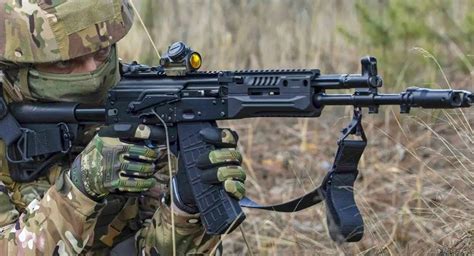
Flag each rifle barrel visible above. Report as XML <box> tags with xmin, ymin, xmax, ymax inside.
<box><xmin>314</xmin><ymin>88</ymin><xmax>472</xmax><ymax>110</ymax></box>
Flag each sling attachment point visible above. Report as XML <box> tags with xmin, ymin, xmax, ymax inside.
<box><xmin>5</xmin><ymin>122</ymin><xmax>74</xmax><ymax>182</ymax></box>
<box><xmin>1</xmin><ymin>82</ymin><xmax>74</xmax><ymax>182</ymax></box>
<box><xmin>5</xmin><ymin>122</ymin><xmax>73</xmax><ymax>164</ymax></box>
<box><xmin>1</xmin><ymin>83</ymin><xmax>73</xmax><ymax>164</ymax></box>
<box><xmin>240</xmin><ymin>108</ymin><xmax>366</xmax><ymax>243</ymax></box>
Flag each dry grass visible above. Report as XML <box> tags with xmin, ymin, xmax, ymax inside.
<box><xmin>119</xmin><ymin>1</ymin><xmax>473</xmax><ymax>255</ymax></box>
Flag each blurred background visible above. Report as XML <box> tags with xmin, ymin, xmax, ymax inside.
<box><xmin>119</xmin><ymin>0</ymin><xmax>473</xmax><ymax>254</ymax></box>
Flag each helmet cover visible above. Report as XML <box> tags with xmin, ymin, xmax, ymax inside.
<box><xmin>0</xmin><ymin>0</ymin><xmax>134</xmax><ymax>63</ymax></box>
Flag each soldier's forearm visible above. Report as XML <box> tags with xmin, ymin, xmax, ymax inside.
<box><xmin>0</xmin><ymin>172</ymin><xmax>105</xmax><ymax>255</ymax></box>
<box><xmin>137</xmin><ymin>202</ymin><xmax>221</xmax><ymax>255</ymax></box>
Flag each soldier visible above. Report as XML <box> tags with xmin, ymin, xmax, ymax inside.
<box><xmin>0</xmin><ymin>0</ymin><xmax>246</xmax><ymax>255</ymax></box>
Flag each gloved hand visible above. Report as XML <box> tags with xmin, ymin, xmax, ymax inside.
<box><xmin>70</xmin><ymin>134</ymin><xmax>158</xmax><ymax>200</ymax></box>
<box><xmin>174</xmin><ymin>127</ymin><xmax>246</xmax><ymax>213</ymax></box>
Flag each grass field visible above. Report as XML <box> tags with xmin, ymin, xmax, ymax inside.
<box><xmin>119</xmin><ymin>1</ymin><xmax>473</xmax><ymax>254</ymax></box>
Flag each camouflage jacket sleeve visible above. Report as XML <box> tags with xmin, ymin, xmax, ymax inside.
<box><xmin>136</xmin><ymin>153</ymin><xmax>221</xmax><ymax>255</ymax></box>
<box><xmin>137</xmin><ymin>201</ymin><xmax>221</xmax><ymax>256</ymax></box>
<box><xmin>0</xmin><ymin>171</ymin><xmax>105</xmax><ymax>255</ymax></box>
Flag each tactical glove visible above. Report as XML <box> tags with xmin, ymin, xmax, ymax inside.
<box><xmin>70</xmin><ymin>134</ymin><xmax>158</xmax><ymax>200</ymax></box>
<box><xmin>174</xmin><ymin>128</ymin><xmax>246</xmax><ymax>213</ymax></box>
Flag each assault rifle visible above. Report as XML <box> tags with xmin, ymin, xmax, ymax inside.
<box><xmin>1</xmin><ymin>42</ymin><xmax>472</xmax><ymax>242</ymax></box>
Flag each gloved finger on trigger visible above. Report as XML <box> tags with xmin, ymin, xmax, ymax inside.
<box><xmin>199</xmin><ymin>128</ymin><xmax>239</xmax><ymax>148</ymax></box>
<box><xmin>224</xmin><ymin>179</ymin><xmax>245</xmax><ymax>200</ymax></box>
<box><xmin>197</xmin><ymin>148</ymin><xmax>242</xmax><ymax>169</ymax></box>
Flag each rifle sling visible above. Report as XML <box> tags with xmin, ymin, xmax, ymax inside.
<box><xmin>240</xmin><ymin>110</ymin><xmax>366</xmax><ymax>242</ymax></box>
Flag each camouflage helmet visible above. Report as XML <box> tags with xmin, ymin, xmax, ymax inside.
<box><xmin>0</xmin><ymin>0</ymin><xmax>134</xmax><ymax>64</ymax></box>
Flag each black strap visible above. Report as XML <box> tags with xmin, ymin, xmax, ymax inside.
<box><xmin>6</xmin><ymin>123</ymin><xmax>72</xmax><ymax>164</ymax></box>
<box><xmin>239</xmin><ymin>188</ymin><xmax>324</xmax><ymax>212</ymax></box>
<box><xmin>240</xmin><ymin>109</ymin><xmax>366</xmax><ymax>242</ymax></box>
<box><xmin>24</xmin><ymin>123</ymin><xmax>71</xmax><ymax>158</ymax></box>
<box><xmin>0</xmin><ymin>82</ymin><xmax>22</xmax><ymax>145</ymax></box>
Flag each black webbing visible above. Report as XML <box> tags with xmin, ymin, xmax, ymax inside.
<box><xmin>239</xmin><ymin>187</ymin><xmax>325</xmax><ymax>212</ymax></box>
<box><xmin>0</xmin><ymin>82</ymin><xmax>22</xmax><ymax>145</ymax></box>
<box><xmin>240</xmin><ymin>109</ymin><xmax>366</xmax><ymax>242</ymax></box>
<box><xmin>24</xmin><ymin>124</ymin><xmax>71</xmax><ymax>158</ymax></box>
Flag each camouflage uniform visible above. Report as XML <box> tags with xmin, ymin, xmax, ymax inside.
<box><xmin>0</xmin><ymin>0</ymin><xmax>228</xmax><ymax>255</ymax></box>
<box><xmin>0</xmin><ymin>141</ymin><xmax>222</xmax><ymax>255</ymax></box>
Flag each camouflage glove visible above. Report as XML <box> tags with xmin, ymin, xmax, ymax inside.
<box><xmin>174</xmin><ymin>128</ymin><xmax>246</xmax><ymax>213</ymax></box>
<box><xmin>70</xmin><ymin>135</ymin><xmax>158</xmax><ymax>200</ymax></box>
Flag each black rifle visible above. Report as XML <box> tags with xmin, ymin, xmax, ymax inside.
<box><xmin>3</xmin><ymin>42</ymin><xmax>472</xmax><ymax>242</ymax></box>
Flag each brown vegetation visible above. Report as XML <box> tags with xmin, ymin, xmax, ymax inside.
<box><xmin>119</xmin><ymin>1</ymin><xmax>473</xmax><ymax>254</ymax></box>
